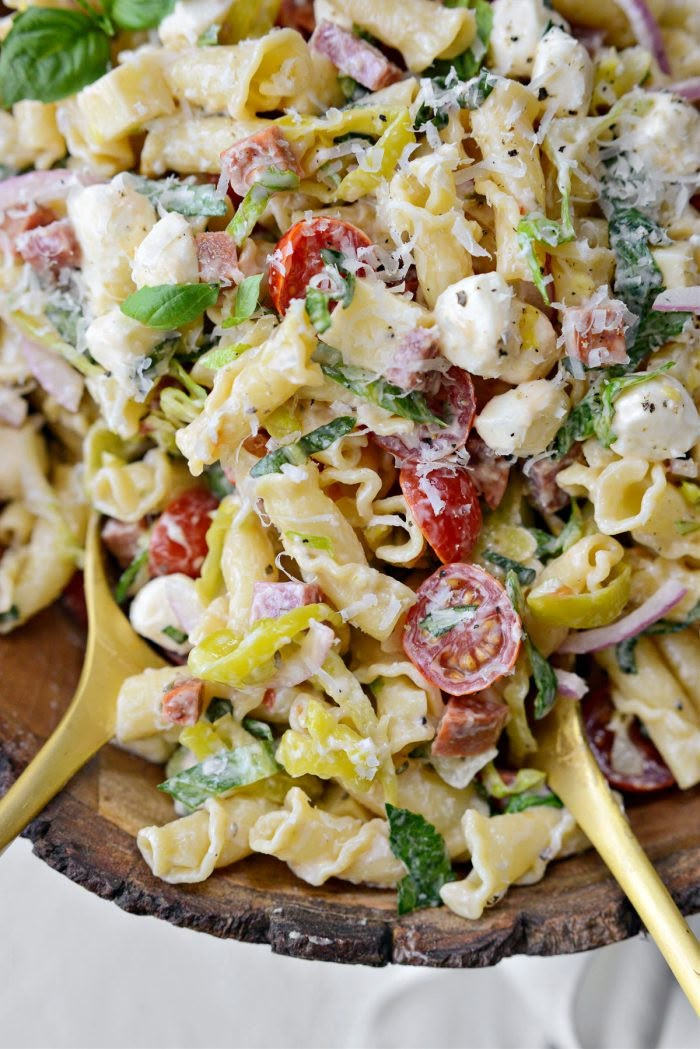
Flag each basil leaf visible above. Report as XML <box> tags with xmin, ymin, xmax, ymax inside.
<box><xmin>504</xmin><ymin>789</ymin><xmax>563</xmax><ymax>814</ymax></box>
<box><xmin>197</xmin><ymin>343</ymin><xmax>250</xmax><ymax>369</ymax></box>
<box><xmin>162</xmin><ymin>625</ymin><xmax>188</xmax><ymax>644</ymax></box>
<box><xmin>227</xmin><ymin>167</ymin><xmax>300</xmax><ymax>247</ymax></box>
<box><xmin>419</xmin><ymin>604</ymin><xmax>477</xmax><ymax>638</ymax></box>
<box><xmin>0</xmin><ymin>604</ymin><xmax>20</xmax><ymax>625</ymax></box>
<box><xmin>222</xmin><ymin>273</ymin><xmax>264</xmax><ymax>328</ymax></box>
<box><xmin>250</xmin><ymin>416</ymin><xmax>356</xmax><ymax>477</ymax></box>
<box><xmin>109</xmin><ymin>0</ymin><xmax>175</xmax><ymax>30</ymax></box>
<box><xmin>305</xmin><ymin>250</ymin><xmax>355</xmax><ymax>333</ymax></box>
<box><xmin>314</xmin><ymin>343</ymin><xmax>444</xmax><ymax>426</ymax></box>
<box><xmin>505</xmin><ymin>572</ymin><xmax>557</xmax><ymax>719</ymax></box>
<box><xmin>158</xmin><ymin>740</ymin><xmax>280</xmax><ymax>809</ymax></box>
<box><xmin>414</xmin><ymin>68</ymin><xmax>498</xmax><ymax>130</ymax></box>
<box><xmin>615</xmin><ymin>598</ymin><xmax>700</xmax><ymax>674</ymax></box>
<box><xmin>128</xmin><ymin>174</ymin><xmax>228</xmax><ymax>218</ymax></box>
<box><xmin>517</xmin><ymin>211</ymin><xmax>574</xmax><ymax>305</ymax></box>
<box><xmin>0</xmin><ymin>8</ymin><xmax>111</xmax><ymax>107</ymax></box>
<box><xmin>204</xmin><ymin>463</ymin><xmax>235</xmax><ymax>500</ymax></box>
<box><xmin>529</xmin><ymin>501</ymin><xmax>582</xmax><ymax>561</ymax></box>
<box><xmin>121</xmin><ymin>283</ymin><xmax>220</xmax><ymax>330</ymax></box>
<box><xmin>45</xmin><ymin>291</ymin><xmax>84</xmax><ymax>348</ymax></box>
<box><xmin>483</xmin><ymin>550</ymin><xmax>536</xmax><ymax>586</ymax></box>
<box><xmin>284</xmin><ymin>531</ymin><xmax>334</xmax><ymax>553</ymax></box>
<box><xmin>242</xmin><ymin>717</ymin><xmax>274</xmax><ymax>741</ymax></box>
<box><xmin>386</xmin><ymin>804</ymin><xmax>455</xmax><ymax>914</ymax></box>
<box><xmin>426</xmin><ymin>0</ymin><xmax>493</xmax><ymax>81</ymax></box>
<box><xmin>628</xmin><ymin>307</ymin><xmax>690</xmax><ymax>369</ymax></box>
<box><xmin>114</xmin><ymin>549</ymin><xmax>148</xmax><ymax>605</ymax></box>
<box><xmin>205</xmin><ymin>697</ymin><xmax>233</xmax><ymax>722</ymax></box>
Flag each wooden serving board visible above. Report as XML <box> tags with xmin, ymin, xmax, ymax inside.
<box><xmin>1</xmin><ymin>605</ymin><xmax>699</xmax><ymax>967</ymax></box>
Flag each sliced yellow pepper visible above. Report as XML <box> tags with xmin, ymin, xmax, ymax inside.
<box><xmin>527</xmin><ymin>563</ymin><xmax>631</xmax><ymax>629</ymax></box>
<box><xmin>276</xmin><ymin>700</ymin><xmax>378</xmax><ymax>790</ymax></box>
<box><xmin>188</xmin><ymin>603</ymin><xmax>336</xmax><ymax>687</ymax></box>
<box><xmin>179</xmin><ymin>722</ymin><xmax>225</xmax><ymax>761</ymax></box>
<box><xmin>481</xmin><ymin>763</ymin><xmax>545</xmax><ymax>799</ymax></box>
<box><xmin>337</xmin><ymin>109</ymin><xmax>415</xmax><ymax>203</ymax></box>
<box><xmin>220</xmin><ymin>0</ymin><xmax>280</xmax><ymax>42</ymax></box>
<box><xmin>196</xmin><ymin>495</ymin><xmax>238</xmax><ymax>604</ymax></box>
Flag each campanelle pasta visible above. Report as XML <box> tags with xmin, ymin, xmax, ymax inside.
<box><xmin>1</xmin><ymin>0</ymin><xmax>699</xmax><ymax>923</ymax></box>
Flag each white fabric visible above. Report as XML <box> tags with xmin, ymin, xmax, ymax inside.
<box><xmin>0</xmin><ymin>838</ymin><xmax>698</xmax><ymax>1048</ymax></box>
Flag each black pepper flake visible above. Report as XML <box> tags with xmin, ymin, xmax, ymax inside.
<box><xmin>508</xmin><ymin>148</ymin><xmax>518</xmax><ymax>156</ymax></box>
<box><xmin>379</xmin><ymin>114</ymin><xmax>387</xmax><ymax>122</ymax></box>
<box><xmin>510</xmin><ymin>35</ymin><xmax>519</xmax><ymax>42</ymax></box>
<box><xmin>456</xmin><ymin>290</ymin><xmax>467</xmax><ymax>307</ymax></box>
<box><xmin>538</xmin><ymin>87</ymin><xmax>549</xmax><ymax>100</ymax></box>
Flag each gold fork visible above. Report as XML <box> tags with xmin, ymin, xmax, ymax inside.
<box><xmin>534</xmin><ymin>700</ymin><xmax>700</xmax><ymax>1015</ymax></box>
<box><xmin>0</xmin><ymin>512</ymin><xmax>165</xmax><ymax>852</ymax></box>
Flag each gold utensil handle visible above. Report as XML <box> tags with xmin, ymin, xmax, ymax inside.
<box><xmin>545</xmin><ymin>707</ymin><xmax>700</xmax><ymax>1015</ymax></box>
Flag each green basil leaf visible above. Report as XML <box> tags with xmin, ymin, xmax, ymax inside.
<box><xmin>505</xmin><ymin>571</ymin><xmax>557</xmax><ymax>719</ymax></box>
<box><xmin>0</xmin><ymin>8</ymin><xmax>111</xmax><ymax>107</ymax></box>
<box><xmin>483</xmin><ymin>550</ymin><xmax>535</xmax><ymax>585</ymax></box>
<box><xmin>425</xmin><ymin>0</ymin><xmax>493</xmax><ymax>81</ymax></box>
<box><xmin>114</xmin><ymin>549</ymin><xmax>148</xmax><ymax>605</ymax></box>
<box><xmin>503</xmin><ymin>789</ymin><xmax>563</xmax><ymax>814</ymax></box>
<box><xmin>529</xmin><ymin>501</ymin><xmax>582</xmax><ymax>561</ymax></box>
<box><xmin>162</xmin><ymin>624</ymin><xmax>188</xmax><ymax>644</ymax></box>
<box><xmin>242</xmin><ymin>717</ymin><xmax>274</xmax><ymax>741</ymax></box>
<box><xmin>386</xmin><ymin>804</ymin><xmax>455</xmax><ymax>914</ymax></box>
<box><xmin>204</xmin><ymin>463</ymin><xmax>235</xmax><ymax>500</ymax></box>
<box><xmin>222</xmin><ymin>273</ymin><xmax>264</xmax><ymax>328</ymax></box>
<box><xmin>627</xmin><ymin>307</ymin><xmax>690</xmax><ymax>369</ymax></box>
<box><xmin>128</xmin><ymin>174</ymin><xmax>228</xmax><ymax>217</ymax></box>
<box><xmin>250</xmin><ymin>416</ymin><xmax>356</xmax><ymax>478</ymax></box>
<box><xmin>517</xmin><ymin>211</ymin><xmax>574</xmax><ymax>306</ymax></box>
<box><xmin>305</xmin><ymin>288</ymin><xmax>333</xmax><ymax>333</ymax></box>
<box><xmin>158</xmin><ymin>740</ymin><xmax>280</xmax><ymax>809</ymax></box>
<box><xmin>205</xmin><ymin>697</ymin><xmax>233</xmax><ymax>722</ymax></box>
<box><xmin>314</xmin><ymin>343</ymin><xmax>444</xmax><ymax>426</ymax></box>
<box><xmin>227</xmin><ymin>167</ymin><xmax>300</xmax><ymax>247</ymax></box>
<box><xmin>418</xmin><ymin>604</ymin><xmax>477</xmax><ymax>638</ymax></box>
<box><xmin>109</xmin><ymin>0</ymin><xmax>175</xmax><ymax>30</ymax></box>
<box><xmin>197</xmin><ymin>343</ymin><xmax>251</xmax><ymax>369</ymax></box>
<box><xmin>120</xmin><ymin>283</ymin><xmax>220</xmax><ymax>330</ymax></box>
<box><xmin>0</xmin><ymin>604</ymin><xmax>20</xmax><ymax>625</ymax></box>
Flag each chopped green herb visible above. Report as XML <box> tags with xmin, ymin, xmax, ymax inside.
<box><xmin>158</xmin><ymin>740</ymin><xmax>280</xmax><ymax>809</ymax></box>
<box><xmin>250</xmin><ymin>416</ymin><xmax>356</xmax><ymax>477</ymax></box>
<box><xmin>114</xmin><ymin>549</ymin><xmax>148</xmax><ymax>605</ymax></box>
<box><xmin>284</xmin><ymin>531</ymin><xmax>334</xmax><ymax>553</ymax></box>
<box><xmin>414</xmin><ymin>68</ymin><xmax>498</xmax><ymax>130</ymax></box>
<box><xmin>197</xmin><ymin>342</ymin><xmax>250</xmax><ymax>369</ymax></box>
<box><xmin>506</xmin><ymin>572</ymin><xmax>557</xmax><ymax>719</ymax></box>
<box><xmin>128</xmin><ymin>174</ymin><xmax>228</xmax><ymax>217</ymax></box>
<box><xmin>419</xmin><ymin>604</ymin><xmax>477</xmax><ymax>637</ymax></box>
<box><xmin>504</xmin><ymin>789</ymin><xmax>563</xmax><ymax>814</ymax></box>
<box><xmin>386</xmin><ymin>804</ymin><xmax>455</xmax><ymax>914</ymax></box>
<box><xmin>197</xmin><ymin>22</ymin><xmax>220</xmax><ymax>45</ymax></box>
<box><xmin>529</xmin><ymin>501</ymin><xmax>583</xmax><ymax>561</ymax></box>
<box><xmin>675</xmin><ymin>520</ymin><xmax>700</xmax><ymax>536</ymax></box>
<box><xmin>484</xmin><ymin>550</ymin><xmax>536</xmax><ymax>585</ymax></box>
<box><xmin>121</xmin><ymin>283</ymin><xmax>220</xmax><ymax>331</ymax></box>
<box><xmin>305</xmin><ymin>249</ymin><xmax>356</xmax><ymax>333</ymax></box>
<box><xmin>205</xmin><ymin>697</ymin><xmax>234</xmax><ymax>722</ymax></box>
<box><xmin>162</xmin><ymin>625</ymin><xmax>188</xmax><ymax>645</ymax></box>
<box><xmin>227</xmin><ymin>167</ymin><xmax>300</xmax><ymax>247</ymax></box>
<box><xmin>204</xmin><ymin>463</ymin><xmax>235</xmax><ymax>500</ymax></box>
<box><xmin>221</xmin><ymin>273</ymin><xmax>264</xmax><ymax>328</ymax></box>
<box><xmin>242</xmin><ymin>717</ymin><xmax>274</xmax><ymax>741</ymax></box>
<box><xmin>45</xmin><ymin>292</ymin><xmax>83</xmax><ymax>347</ymax></box>
<box><xmin>0</xmin><ymin>604</ymin><xmax>20</xmax><ymax>625</ymax></box>
<box><xmin>338</xmin><ymin>75</ymin><xmax>367</xmax><ymax>102</ymax></box>
<box><xmin>517</xmin><ymin>210</ymin><xmax>574</xmax><ymax>305</ymax></box>
<box><xmin>314</xmin><ymin>343</ymin><xmax>444</xmax><ymax>426</ymax></box>
<box><xmin>425</xmin><ymin>0</ymin><xmax>493</xmax><ymax>82</ymax></box>
<box><xmin>615</xmin><ymin>598</ymin><xmax>700</xmax><ymax>674</ymax></box>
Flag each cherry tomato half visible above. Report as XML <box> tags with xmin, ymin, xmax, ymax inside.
<box><xmin>400</xmin><ymin>462</ymin><xmax>482</xmax><ymax>563</ymax></box>
<box><xmin>375</xmin><ymin>366</ymin><xmax>476</xmax><ymax>464</ymax></box>
<box><xmin>582</xmin><ymin>686</ymin><xmax>675</xmax><ymax>793</ymax></box>
<box><xmin>148</xmin><ymin>488</ymin><xmax>219</xmax><ymax>579</ymax></box>
<box><xmin>268</xmin><ymin>217</ymin><xmax>372</xmax><ymax>315</ymax></box>
<box><xmin>403</xmin><ymin>563</ymin><xmax>522</xmax><ymax>695</ymax></box>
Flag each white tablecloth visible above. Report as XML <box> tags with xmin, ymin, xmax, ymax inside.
<box><xmin>1</xmin><ymin>838</ymin><xmax>697</xmax><ymax>1049</ymax></box>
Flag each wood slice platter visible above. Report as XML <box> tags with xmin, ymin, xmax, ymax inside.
<box><xmin>1</xmin><ymin>605</ymin><xmax>699</xmax><ymax>967</ymax></box>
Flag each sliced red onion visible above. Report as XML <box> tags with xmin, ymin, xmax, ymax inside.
<box><xmin>554</xmin><ymin>668</ymin><xmax>589</xmax><ymax>699</ymax></box>
<box><xmin>662</xmin><ymin>78</ymin><xmax>700</xmax><ymax>103</ymax></box>
<box><xmin>20</xmin><ymin>338</ymin><xmax>84</xmax><ymax>412</ymax></box>
<box><xmin>264</xmin><ymin>621</ymin><xmax>335</xmax><ymax>690</ymax></box>
<box><xmin>614</xmin><ymin>0</ymin><xmax>670</xmax><ymax>75</ymax></box>
<box><xmin>0</xmin><ymin>170</ymin><xmax>87</xmax><ymax>213</ymax></box>
<box><xmin>558</xmin><ymin>580</ymin><xmax>688</xmax><ymax>655</ymax></box>
<box><xmin>652</xmin><ymin>286</ymin><xmax>700</xmax><ymax>313</ymax></box>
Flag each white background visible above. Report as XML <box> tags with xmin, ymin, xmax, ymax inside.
<box><xmin>1</xmin><ymin>838</ymin><xmax>698</xmax><ymax>1049</ymax></box>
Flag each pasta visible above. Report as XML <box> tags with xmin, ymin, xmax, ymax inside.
<box><xmin>1</xmin><ymin>0</ymin><xmax>699</xmax><ymax>926</ymax></box>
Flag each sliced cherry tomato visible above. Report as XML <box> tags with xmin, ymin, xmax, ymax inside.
<box><xmin>275</xmin><ymin>0</ymin><xmax>316</xmax><ymax>35</ymax></box>
<box><xmin>400</xmin><ymin>462</ymin><xmax>482</xmax><ymax>563</ymax></box>
<box><xmin>403</xmin><ymin>563</ymin><xmax>522</xmax><ymax>695</ymax></box>
<box><xmin>375</xmin><ymin>366</ymin><xmax>476</xmax><ymax>464</ymax></box>
<box><xmin>148</xmin><ymin>488</ymin><xmax>219</xmax><ymax>579</ymax></box>
<box><xmin>582</xmin><ymin>686</ymin><xmax>675</xmax><ymax>793</ymax></box>
<box><xmin>268</xmin><ymin>217</ymin><xmax>372</xmax><ymax>315</ymax></box>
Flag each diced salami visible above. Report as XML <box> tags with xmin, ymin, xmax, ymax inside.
<box><xmin>524</xmin><ymin>453</ymin><xmax>573</xmax><ymax>515</ymax></box>
<box><xmin>162</xmin><ymin>678</ymin><xmax>204</xmax><ymax>726</ymax></box>
<box><xmin>464</xmin><ymin>433</ymin><xmax>510</xmax><ymax>510</ymax></box>
<box><xmin>15</xmin><ymin>218</ymin><xmax>80</xmax><ymax>274</ymax></box>
<box><xmin>276</xmin><ymin>0</ymin><xmax>316</xmax><ymax>36</ymax></box>
<box><xmin>250</xmin><ymin>581</ymin><xmax>323</xmax><ymax>623</ymax></box>
<box><xmin>102</xmin><ymin>518</ymin><xmax>148</xmax><ymax>568</ymax></box>
<box><xmin>0</xmin><ymin>203</ymin><xmax>55</xmax><ymax>250</ymax></box>
<box><xmin>384</xmin><ymin>327</ymin><xmax>443</xmax><ymax>393</ymax></box>
<box><xmin>196</xmin><ymin>231</ymin><xmax>240</xmax><ymax>285</ymax></box>
<box><xmin>561</xmin><ymin>289</ymin><xmax>633</xmax><ymax>368</ymax></box>
<box><xmin>310</xmin><ymin>21</ymin><xmax>402</xmax><ymax>91</ymax></box>
<box><xmin>431</xmin><ymin>691</ymin><xmax>509</xmax><ymax>758</ymax></box>
<box><xmin>221</xmin><ymin>127</ymin><xmax>301</xmax><ymax>197</ymax></box>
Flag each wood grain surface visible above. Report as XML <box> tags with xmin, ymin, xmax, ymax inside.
<box><xmin>1</xmin><ymin>605</ymin><xmax>699</xmax><ymax>967</ymax></box>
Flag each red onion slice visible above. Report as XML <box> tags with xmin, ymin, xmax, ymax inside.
<box><xmin>20</xmin><ymin>338</ymin><xmax>84</xmax><ymax>412</ymax></box>
<box><xmin>0</xmin><ymin>170</ymin><xmax>86</xmax><ymax>213</ymax></box>
<box><xmin>558</xmin><ymin>580</ymin><xmax>688</xmax><ymax>655</ymax></box>
<box><xmin>614</xmin><ymin>0</ymin><xmax>670</xmax><ymax>75</ymax></box>
<box><xmin>662</xmin><ymin>78</ymin><xmax>700</xmax><ymax>103</ymax></box>
<box><xmin>554</xmin><ymin>668</ymin><xmax>589</xmax><ymax>699</ymax></box>
<box><xmin>652</xmin><ymin>286</ymin><xmax>700</xmax><ymax>313</ymax></box>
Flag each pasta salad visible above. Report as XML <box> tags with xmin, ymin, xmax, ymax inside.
<box><xmin>0</xmin><ymin>0</ymin><xmax>699</xmax><ymax>921</ymax></box>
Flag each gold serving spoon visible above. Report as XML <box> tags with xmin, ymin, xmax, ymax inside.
<box><xmin>0</xmin><ymin>512</ymin><xmax>165</xmax><ymax>853</ymax></box>
<box><xmin>534</xmin><ymin>699</ymin><xmax>700</xmax><ymax>1014</ymax></box>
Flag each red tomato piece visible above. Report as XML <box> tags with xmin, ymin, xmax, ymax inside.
<box><xmin>374</xmin><ymin>366</ymin><xmax>476</xmax><ymax>464</ymax></box>
<box><xmin>267</xmin><ymin>217</ymin><xmax>372</xmax><ymax>315</ymax></box>
<box><xmin>582</xmin><ymin>686</ymin><xmax>675</xmax><ymax>793</ymax></box>
<box><xmin>400</xmin><ymin>462</ymin><xmax>482</xmax><ymax>563</ymax></box>
<box><xmin>148</xmin><ymin>489</ymin><xmax>219</xmax><ymax>579</ymax></box>
<box><xmin>403</xmin><ymin>564</ymin><xmax>521</xmax><ymax>696</ymax></box>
